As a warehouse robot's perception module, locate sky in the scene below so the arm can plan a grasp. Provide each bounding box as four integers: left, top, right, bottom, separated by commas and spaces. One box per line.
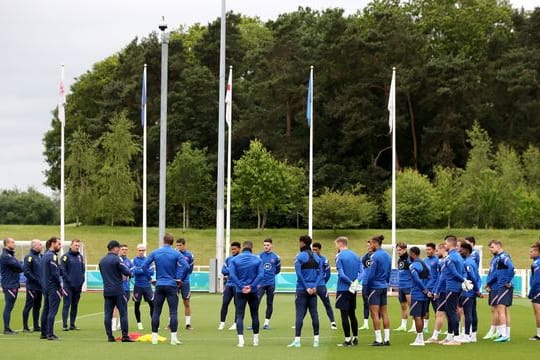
0, 0, 536, 197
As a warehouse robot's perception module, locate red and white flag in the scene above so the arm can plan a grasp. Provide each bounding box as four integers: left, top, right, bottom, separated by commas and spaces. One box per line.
59, 66, 66, 124
225, 67, 232, 127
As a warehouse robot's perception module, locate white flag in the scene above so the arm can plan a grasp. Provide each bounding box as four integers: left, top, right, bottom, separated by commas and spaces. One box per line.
225, 67, 232, 127
59, 66, 66, 124
387, 69, 395, 134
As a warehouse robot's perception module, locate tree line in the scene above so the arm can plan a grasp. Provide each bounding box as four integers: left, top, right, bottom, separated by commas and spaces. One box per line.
34, 1, 539, 228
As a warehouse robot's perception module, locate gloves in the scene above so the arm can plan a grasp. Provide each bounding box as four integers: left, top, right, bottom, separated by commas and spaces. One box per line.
461, 279, 474, 291
349, 279, 362, 293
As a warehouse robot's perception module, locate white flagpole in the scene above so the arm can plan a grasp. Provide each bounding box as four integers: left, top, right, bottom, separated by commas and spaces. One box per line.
225, 66, 233, 258
59, 65, 66, 245
142, 64, 148, 248
308, 66, 314, 239
389, 67, 397, 267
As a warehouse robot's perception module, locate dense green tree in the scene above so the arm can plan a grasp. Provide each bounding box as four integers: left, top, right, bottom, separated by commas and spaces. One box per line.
0, 189, 57, 225
167, 142, 213, 230
95, 112, 140, 226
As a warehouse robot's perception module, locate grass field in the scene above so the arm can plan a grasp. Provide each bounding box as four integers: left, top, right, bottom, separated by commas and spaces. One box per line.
1, 225, 539, 268
0, 292, 538, 360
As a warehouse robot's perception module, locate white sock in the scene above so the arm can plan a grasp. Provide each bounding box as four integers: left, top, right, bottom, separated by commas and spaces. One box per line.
264, 319, 270, 326
384, 328, 390, 342
401, 319, 407, 327
423, 319, 429, 329
345, 336, 351, 342
363, 319, 369, 327
416, 332, 424, 343
314, 335, 319, 342
152, 332, 158, 344
537, 327, 540, 337
111, 318, 117, 330
497, 325, 506, 337
433, 330, 440, 338
185, 316, 191, 325
488, 325, 496, 334
171, 332, 178, 342
506, 326, 510, 338
448, 334, 454, 341
219, 322, 225, 327
375, 330, 382, 343
237, 335, 244, 345
294, 336, 301, 343
253, 333, 259, 343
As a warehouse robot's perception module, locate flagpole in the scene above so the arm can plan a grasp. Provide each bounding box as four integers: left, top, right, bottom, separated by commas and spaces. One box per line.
215, 0, 226, 292
390, 67, 397, 268
308, 66, 314, 239
225, 66, 233, 258
59, 65, 66, 245
142, 64, 148, 248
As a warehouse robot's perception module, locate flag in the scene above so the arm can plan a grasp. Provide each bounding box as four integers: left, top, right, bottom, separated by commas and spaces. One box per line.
387, 69, 395, 134
141, 66, 147, 126
58, 67, 66, 124
306, 68, 313, 128
225, 67, 232, 127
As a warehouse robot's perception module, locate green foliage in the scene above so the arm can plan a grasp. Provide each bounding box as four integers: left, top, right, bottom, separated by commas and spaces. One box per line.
433, 165, 462, 228
167, 142, 213, 230
313, 186, 378, 230
385, 168, 437, 228
0, 189, 57, 225
95, 112, 140, 226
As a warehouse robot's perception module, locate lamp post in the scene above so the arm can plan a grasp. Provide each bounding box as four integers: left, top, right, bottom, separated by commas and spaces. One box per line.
158, 17, 169, 246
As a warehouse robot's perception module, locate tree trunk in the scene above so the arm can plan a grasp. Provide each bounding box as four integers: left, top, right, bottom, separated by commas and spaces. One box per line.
182, 203, 187, 231
186, 204, 190, 229
262, 212, 267, 230
406, 91, 418, 170
285, 99, 292, 138
257, 207, 261, 230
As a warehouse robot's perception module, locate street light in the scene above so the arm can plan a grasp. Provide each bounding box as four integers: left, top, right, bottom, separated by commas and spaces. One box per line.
158, 16, 169, 246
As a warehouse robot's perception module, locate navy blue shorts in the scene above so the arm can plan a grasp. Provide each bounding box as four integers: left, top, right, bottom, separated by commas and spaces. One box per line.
488, 289, 497, 306
180, 282, 191, 300
409, 300, 428, 317
398, 288, 411, 303
428, 296, 437, 313
133, 286, 154, 302
435, 292, 447, 312
335, 291, 356, 311
530, 291, 540, 304
367, 288, 387, 306
492, 287, 513, 307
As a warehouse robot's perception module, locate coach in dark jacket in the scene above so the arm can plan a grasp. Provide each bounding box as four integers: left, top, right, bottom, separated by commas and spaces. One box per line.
1, 237, 24, 334
22, 239, 43, 332
99, 240, 133, 342
61, 239, 85, 331
40, 237, 63, 340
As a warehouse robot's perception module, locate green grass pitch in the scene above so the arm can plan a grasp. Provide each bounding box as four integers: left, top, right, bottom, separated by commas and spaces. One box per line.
0, 292, 538, 359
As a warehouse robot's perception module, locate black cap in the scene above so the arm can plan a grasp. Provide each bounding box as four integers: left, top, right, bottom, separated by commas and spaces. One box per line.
107, 240, 121, 250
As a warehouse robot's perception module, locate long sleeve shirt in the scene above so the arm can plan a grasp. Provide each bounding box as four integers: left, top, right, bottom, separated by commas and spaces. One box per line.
61, 250, 85, 289
335, 249, 361, 292
462, 256, 481, 298
41, 249, 62, 291
23, 249, 42, 291
229, 249, 264, 293
179, 249, 195, 283
132, 256, 154, 288
397, 253, 412, 289
529, 256, 540, 299
444, 249, 465, 293
294, 247, 323, 291
142, 246, 188, 287
410, 259, 428, 301
0, 248, 23, 289
365, 248, 391, 291
221, 254, 238, 287
258, 251, 281, 286
494, 251, 514, 290
424, 255, 439, 291
99, 252, 132, 296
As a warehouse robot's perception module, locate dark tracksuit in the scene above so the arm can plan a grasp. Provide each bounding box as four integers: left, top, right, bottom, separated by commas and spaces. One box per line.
257, 251, 281, 320
229, 249, 264, 335
316, 254, 335, 323
443, 249, 465, 336
61, 250, 85, 328
220, 254, 238, 323
1, 247, 24, 331
40, 249, 63, 338
23, 249, 43, 330
335, 249, 361, 338
293, 247, 323, 337
99, 252, 132, 339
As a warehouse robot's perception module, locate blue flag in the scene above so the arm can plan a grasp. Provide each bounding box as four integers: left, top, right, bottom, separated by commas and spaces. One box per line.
306, 69, 313, 128
141, 67, 147, 126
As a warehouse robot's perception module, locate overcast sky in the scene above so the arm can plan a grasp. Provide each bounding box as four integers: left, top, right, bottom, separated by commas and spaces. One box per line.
0, 0, 536, 197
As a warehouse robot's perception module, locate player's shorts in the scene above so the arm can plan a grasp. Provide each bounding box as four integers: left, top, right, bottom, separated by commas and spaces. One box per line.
530, 291, 540, 304
488, 289, 497, 306
427, 296, 437, 313
335, 291, 356, 311
492, 287, 513, 307
367, 288, 387, 306
409, 300, 428, 317
435, 292, 447, 312
180, 282, 191, 300
398, 288, 411, 303
132, 286, 154, 302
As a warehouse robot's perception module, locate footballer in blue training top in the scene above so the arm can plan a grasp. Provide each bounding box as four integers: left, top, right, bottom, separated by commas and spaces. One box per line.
257, 238, 281, 330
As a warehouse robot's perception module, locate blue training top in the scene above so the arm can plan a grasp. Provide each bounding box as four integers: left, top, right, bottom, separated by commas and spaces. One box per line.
132, 256, 154, 288
317, 254, 331, 286
443, 249, 465, 293
494, 251, 514, 290
99, 252, 132, 296
258, 251, 281, 286
410, 259, 428, 301
229, 249, 264, 293
397, 253, 412, 289
529, 256, 540, 299
61, 250, 85, 289
335, 249, 361, 292
221, 254, 238, 287
365, 248, 391, 290
0, 248, 23, 289
424, 255, 439, 292
462, 255, 481, 298
143, 245, 189, 287
23, 249, 42, 291
179, 249, 194, 283
41, 249, 62, 291
294, 247, 323, 291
